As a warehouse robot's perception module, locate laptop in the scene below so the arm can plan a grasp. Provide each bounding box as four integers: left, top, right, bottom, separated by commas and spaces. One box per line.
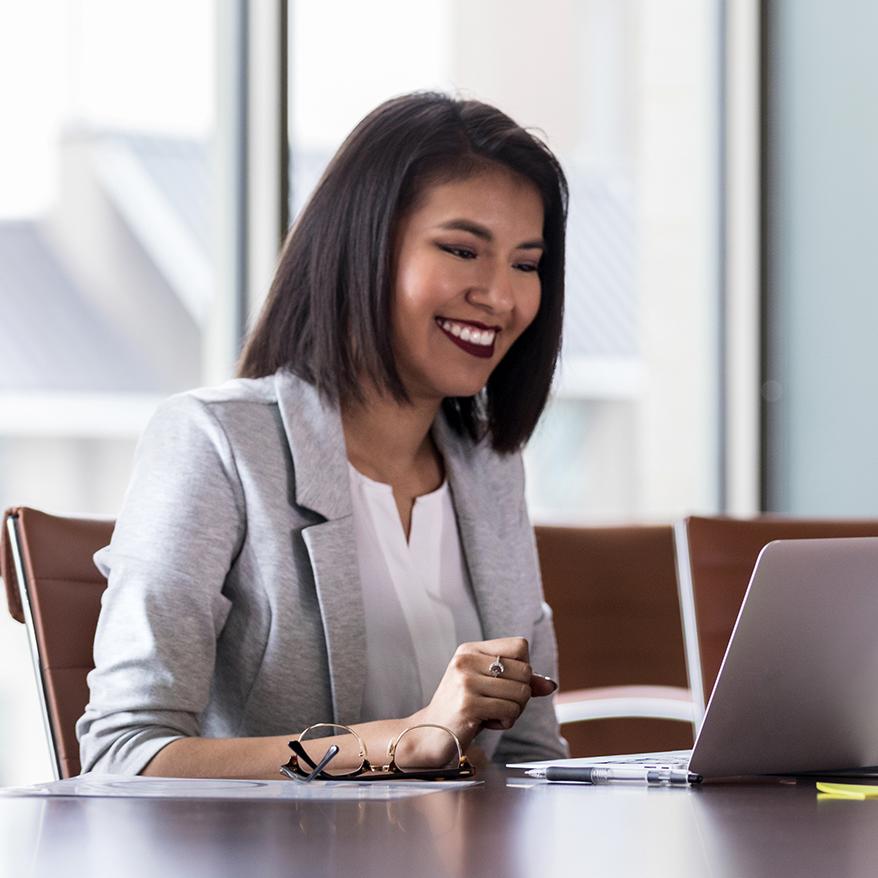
511, 537, 878, 782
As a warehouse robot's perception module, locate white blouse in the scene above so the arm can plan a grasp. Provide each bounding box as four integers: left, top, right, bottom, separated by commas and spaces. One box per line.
347, 463, 484, 722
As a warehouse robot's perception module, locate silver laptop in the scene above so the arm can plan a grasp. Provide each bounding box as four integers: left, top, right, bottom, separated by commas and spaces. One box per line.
514, 537, 878, 782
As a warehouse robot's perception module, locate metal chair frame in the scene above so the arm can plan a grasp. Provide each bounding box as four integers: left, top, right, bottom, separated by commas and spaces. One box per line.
5, 511, 63, 780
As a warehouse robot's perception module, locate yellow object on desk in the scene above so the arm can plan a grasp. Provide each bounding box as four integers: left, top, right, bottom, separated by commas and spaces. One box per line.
817, 782, 878, 800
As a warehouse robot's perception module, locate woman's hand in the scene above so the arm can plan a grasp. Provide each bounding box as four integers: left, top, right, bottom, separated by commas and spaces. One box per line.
409, 637, 558, 757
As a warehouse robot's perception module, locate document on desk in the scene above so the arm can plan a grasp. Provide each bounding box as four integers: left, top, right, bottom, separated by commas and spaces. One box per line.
0, 775, 481, 802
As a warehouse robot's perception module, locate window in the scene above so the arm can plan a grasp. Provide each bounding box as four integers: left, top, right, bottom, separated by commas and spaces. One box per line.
0, 0, 220, 785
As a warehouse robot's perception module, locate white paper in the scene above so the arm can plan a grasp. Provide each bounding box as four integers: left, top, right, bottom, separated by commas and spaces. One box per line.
507, 749, 694, 770
0, 774, 482, 802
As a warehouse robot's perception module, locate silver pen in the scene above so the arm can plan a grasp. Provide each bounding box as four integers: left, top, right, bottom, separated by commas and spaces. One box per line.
523, 765, 701, 786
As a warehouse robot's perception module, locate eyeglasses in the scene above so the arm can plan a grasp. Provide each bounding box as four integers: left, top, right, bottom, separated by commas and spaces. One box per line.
279, 722, 475, 782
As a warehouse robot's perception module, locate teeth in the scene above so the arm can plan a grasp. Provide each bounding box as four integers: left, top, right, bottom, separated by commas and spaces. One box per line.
473, 329, 496, 346
438, 319, 496, 346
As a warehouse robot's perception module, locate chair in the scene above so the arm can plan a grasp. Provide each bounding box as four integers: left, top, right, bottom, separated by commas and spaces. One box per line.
676, 515, 878, 720
1, 506, 113, 779
535, 524, 697, 757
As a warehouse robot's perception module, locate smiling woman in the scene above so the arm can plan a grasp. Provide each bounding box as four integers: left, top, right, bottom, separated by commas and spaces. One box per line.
76, 92, 570, 781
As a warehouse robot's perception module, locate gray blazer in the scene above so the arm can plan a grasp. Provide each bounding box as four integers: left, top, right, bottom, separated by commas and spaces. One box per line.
77, 369, 568, 774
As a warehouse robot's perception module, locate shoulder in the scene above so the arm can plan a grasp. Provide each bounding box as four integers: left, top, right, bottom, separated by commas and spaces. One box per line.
145, 371, 320, 438
436, 415, 525, 484
136, 375, 288, 474
189, 375, 278, 405
159, 374, 279, 419
141, 371, 344, 500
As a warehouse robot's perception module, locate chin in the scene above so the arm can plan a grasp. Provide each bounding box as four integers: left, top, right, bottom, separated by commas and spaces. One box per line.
438, 380, 489, 399
407, 365, 493, 401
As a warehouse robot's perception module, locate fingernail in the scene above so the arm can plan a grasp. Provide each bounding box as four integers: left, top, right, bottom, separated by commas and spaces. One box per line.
542, 675, 558, 692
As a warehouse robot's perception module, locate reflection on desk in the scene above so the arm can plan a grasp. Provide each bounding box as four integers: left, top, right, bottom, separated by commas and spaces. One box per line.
0, 768, 874, 878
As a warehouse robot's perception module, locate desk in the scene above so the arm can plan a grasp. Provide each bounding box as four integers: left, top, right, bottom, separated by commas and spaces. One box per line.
1, 769, 875, 877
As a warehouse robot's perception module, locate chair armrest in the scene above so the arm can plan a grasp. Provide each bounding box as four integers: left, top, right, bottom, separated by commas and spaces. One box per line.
554, 685, 696, 724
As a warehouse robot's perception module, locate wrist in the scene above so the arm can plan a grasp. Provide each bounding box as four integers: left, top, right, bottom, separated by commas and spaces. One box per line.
405, 708, 478, 762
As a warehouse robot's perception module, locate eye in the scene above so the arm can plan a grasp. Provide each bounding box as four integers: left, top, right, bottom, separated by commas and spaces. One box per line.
515, 262, 541, 274
439, 244, 477, 260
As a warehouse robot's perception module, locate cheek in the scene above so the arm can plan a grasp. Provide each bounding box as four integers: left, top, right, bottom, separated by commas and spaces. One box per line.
393, 262, 453, 323
518, 287, 542, 333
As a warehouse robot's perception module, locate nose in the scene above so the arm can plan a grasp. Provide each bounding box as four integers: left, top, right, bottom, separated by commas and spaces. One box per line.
465, 262, 515, 316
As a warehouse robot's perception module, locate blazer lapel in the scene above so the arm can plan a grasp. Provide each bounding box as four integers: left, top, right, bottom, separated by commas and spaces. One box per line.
273, 371, 353, 521
274, 371, 366, 725
301, 519, 365, 725
432, 416, 523, 643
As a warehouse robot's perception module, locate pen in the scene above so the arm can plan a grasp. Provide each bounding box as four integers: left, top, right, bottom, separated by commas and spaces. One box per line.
523, 766, 702, 786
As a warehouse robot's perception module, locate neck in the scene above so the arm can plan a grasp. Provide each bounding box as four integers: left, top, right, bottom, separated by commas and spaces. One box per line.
341, 388, 442, 482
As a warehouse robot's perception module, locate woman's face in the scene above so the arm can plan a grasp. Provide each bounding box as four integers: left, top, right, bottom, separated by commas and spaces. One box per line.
390, 167, 545, 402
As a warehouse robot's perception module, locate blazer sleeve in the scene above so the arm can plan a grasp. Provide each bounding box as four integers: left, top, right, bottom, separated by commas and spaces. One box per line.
490, 455, 569, 764
491, 601, 570, 763
76, 393, 246, 775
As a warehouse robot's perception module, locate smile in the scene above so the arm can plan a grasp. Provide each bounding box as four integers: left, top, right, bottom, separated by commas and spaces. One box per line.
435, 318, 497, 360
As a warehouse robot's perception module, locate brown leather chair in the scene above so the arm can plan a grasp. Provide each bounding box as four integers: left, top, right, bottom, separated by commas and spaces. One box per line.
676, 515, 878, 719
535, 524, 695, 757
1, 507, 113, 779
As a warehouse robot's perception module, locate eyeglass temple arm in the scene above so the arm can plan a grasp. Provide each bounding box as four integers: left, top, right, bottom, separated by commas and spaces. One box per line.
284, 740, 341, 781
303, 744, 340, 781
289, 738, 319, 770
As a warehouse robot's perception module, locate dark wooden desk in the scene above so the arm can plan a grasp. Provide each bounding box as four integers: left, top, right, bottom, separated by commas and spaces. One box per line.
1, 769, 876, 877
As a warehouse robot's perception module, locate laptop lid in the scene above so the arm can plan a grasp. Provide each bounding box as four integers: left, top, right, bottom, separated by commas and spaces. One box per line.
689, 537, 878, 779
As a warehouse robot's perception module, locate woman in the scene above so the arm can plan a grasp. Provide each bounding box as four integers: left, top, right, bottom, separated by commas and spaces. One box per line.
77, 92, 570, 778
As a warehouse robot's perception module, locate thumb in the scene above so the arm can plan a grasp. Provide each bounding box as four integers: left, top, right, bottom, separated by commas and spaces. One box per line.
529, 674, 558, 697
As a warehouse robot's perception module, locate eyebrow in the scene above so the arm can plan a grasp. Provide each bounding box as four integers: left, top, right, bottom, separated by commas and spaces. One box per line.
435, 219, 545, 251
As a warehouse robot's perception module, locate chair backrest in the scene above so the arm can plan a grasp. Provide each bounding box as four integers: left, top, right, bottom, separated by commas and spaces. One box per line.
535, 524, 690, 755
676, 515, 878, 717
1, 507, 113, 779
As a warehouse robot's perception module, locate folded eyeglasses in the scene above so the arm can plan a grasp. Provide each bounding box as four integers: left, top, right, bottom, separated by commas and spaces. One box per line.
280, 722, 475, 782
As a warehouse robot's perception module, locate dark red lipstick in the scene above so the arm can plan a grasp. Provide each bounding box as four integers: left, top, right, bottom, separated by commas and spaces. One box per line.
435, 317, 498, 360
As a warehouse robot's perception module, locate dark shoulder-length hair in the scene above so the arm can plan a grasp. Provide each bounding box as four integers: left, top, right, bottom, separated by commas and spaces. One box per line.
237, 91, 567, 454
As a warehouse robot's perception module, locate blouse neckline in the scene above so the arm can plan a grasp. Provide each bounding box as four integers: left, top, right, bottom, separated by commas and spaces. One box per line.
347, 461, 447, 502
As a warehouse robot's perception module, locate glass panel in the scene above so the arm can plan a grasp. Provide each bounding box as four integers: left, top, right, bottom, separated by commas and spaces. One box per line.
0, 0, 219, 785
764, 0, 878, 514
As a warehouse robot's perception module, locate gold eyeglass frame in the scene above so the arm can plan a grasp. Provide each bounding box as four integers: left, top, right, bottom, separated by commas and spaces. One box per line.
280, 722, 475, 782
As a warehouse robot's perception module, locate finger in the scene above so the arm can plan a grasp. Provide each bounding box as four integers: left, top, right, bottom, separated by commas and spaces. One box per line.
529, 674, 558, 697
483, 720, 508, 731
472, 675, 532, 706
472, 695, 522, 726
467, 653, 533, 684
460, 637, 530, 663
484, 637, 530, 663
